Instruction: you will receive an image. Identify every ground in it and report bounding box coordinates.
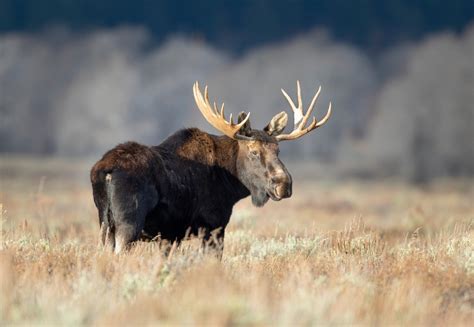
[0,156,473,325]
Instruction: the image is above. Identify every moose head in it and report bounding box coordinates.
[193,81,332,207]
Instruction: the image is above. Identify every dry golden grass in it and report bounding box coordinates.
[0,156,473,325]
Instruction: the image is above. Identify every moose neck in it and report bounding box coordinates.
[212,135,251,201]
[171,128,250,202]
[213,136,239,174]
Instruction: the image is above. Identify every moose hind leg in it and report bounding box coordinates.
[112,195,156,254]
[107,172,158,254]
[92,178,115,251]
[114,223,138,254]
[99,221,115,251]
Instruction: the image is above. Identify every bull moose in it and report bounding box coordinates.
[91,81,331,255]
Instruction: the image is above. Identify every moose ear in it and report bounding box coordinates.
[237,111,252,136]
[264,111,288,136]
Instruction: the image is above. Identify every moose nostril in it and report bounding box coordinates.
[274,183,292,199]
[271,175,290,185]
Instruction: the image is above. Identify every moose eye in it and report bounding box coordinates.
[250,150,259,158]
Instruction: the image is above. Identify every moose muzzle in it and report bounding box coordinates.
[269,173,292,200]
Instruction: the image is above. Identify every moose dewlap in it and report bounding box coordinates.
[90,81,331,255]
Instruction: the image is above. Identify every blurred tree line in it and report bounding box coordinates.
[0,0,472,52]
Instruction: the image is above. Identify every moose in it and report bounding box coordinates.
[91,81,331,255]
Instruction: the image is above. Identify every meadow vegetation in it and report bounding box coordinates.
[1,157,473,325]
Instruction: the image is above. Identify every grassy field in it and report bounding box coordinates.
[0,156,473,325]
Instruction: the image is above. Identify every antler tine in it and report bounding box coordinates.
[299,85,321,128]
[281,88,298,112]
[220,103,225,118]
[276,81,331,142]
[281,81,305,128]
[193,81,251,140]
[212,101,220,119]
[204,85,209,106]
[296,80,302,110]
[316,102,332,127]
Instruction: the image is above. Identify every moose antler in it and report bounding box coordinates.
[276,80,331,141]
[193,81,251,140]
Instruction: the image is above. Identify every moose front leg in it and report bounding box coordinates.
[202,227,225,260]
